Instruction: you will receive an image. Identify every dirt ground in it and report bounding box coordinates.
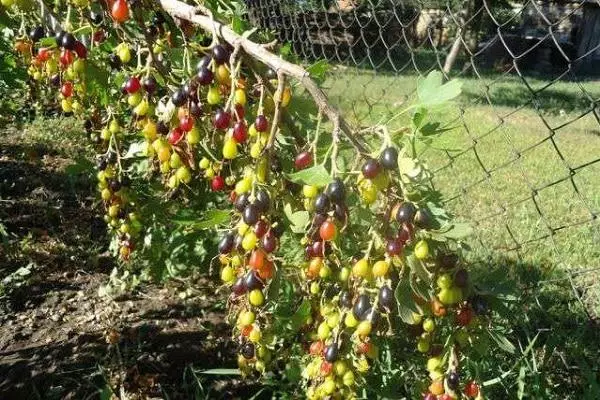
[0,129,257,399]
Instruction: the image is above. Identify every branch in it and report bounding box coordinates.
[39,0,62,32]
[266,71,285,152]
[156,0,369,155]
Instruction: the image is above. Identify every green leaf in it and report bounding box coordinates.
[420,122,456,136]
[412,108,428,129]
[290,300,311,331]
[435,222,473,240]
[394,273,420,324]
[172,209,230,230]
[283,203,310,234]
[285,164,333,187]
[398,156,422,180]
[416,71,462,107]
[199,368,242,375]
[231,15,248,34]
[123,141,145,158]
[486,328,516,354]
[406,254,430,283]
[38,37,57,47]
[306,60,330,84]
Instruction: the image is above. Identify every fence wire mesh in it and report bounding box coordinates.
[245,0,600,325]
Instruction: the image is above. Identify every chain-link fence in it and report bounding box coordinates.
[246,0,600,391]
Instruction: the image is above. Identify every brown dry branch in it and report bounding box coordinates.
[156,0,369,155]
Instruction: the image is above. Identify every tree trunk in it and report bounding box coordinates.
[575,4,600,75]
[443,30,462,73]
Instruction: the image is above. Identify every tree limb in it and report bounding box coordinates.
[156,0,369,155]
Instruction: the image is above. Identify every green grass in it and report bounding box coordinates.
[323,68,600,397]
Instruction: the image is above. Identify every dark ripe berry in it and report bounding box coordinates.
[254,190,270,212]
[470,295,488,315]
[145,25,159,39]
[197,67,213,85]
[447,371,460,389]
[398,223,413,243]
[142,76,157,94]
[171,89,187,107]
[232,277,246,295]
[314,194,330,213]
[196,55,211,72]
[438,253,458,269]
[312,213,327,228]
[125,76,141,94]
[93,29,106,44]
[243,204,260,225]
[365,308,380,326]
[386,238,403,256]
[73,41,87,59]
[261,232,278,253]
[157,121,170,135]
[333,204,347,223]
[456,307,473,326]
[211,176,225,191]
[233,121,248,143]
[212,44,229,65]
[55,30,66,45]
[304,245,314,259]
[244,271,264,290]
[183,81,198,101]
[108,54,121,69]
[311,241,324,257]
[265,68,277,79]
[90,11,103,25]
[339,291,353,308]
[326,178,345,204]
[97,158,108,171]
[109,180,122,192]
[378,286,394,311]
[362,158,381,179]
[61,32,76,50]
[218,233,234,254]
[241,342,255,359]
[396,202,417,224]
[294,151,312,170]
[235,193,249,212]
[153,12,166,25]
[29,26,45,42]
[107,152,118,164]
[324,344,339,362]
[117,208,127,219]
[83,119,93,132]
[189,101,203,118]
[380,146,398,170]
[234,235,244,252]
[454,269,469,287]
[255,115,268,132]
[353,294,370,320]
[414,208,435,229]
[213,108,231,130]
[254,220,269,238]
[49,73,60,86]
[271,223,285,237]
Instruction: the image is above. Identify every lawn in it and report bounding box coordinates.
[324,68,600,398]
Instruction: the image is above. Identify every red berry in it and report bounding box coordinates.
[439,395,452,400]
[249,249,266,270]
[232,121,248,143]
[167,128,184,145]
[73,41,87,59]
[309,340,324,355]
[125,77,141,94]
[255,115,268,132]
[254,220,269,238]
[59,50,73,67]
[211,176,225,191]
[320,361,333,376]
[111,0,129,23]
[234,104,245,119]
[464,381,479,397]
[213,108,231,130]
[362,158,381,179]
[356,341,371,354]
[60,81,73,97]
[319,220,336,241]
[179,116,194,132]
[93,30,106,44]
[456,307,473,327]
[294,151,312,170]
